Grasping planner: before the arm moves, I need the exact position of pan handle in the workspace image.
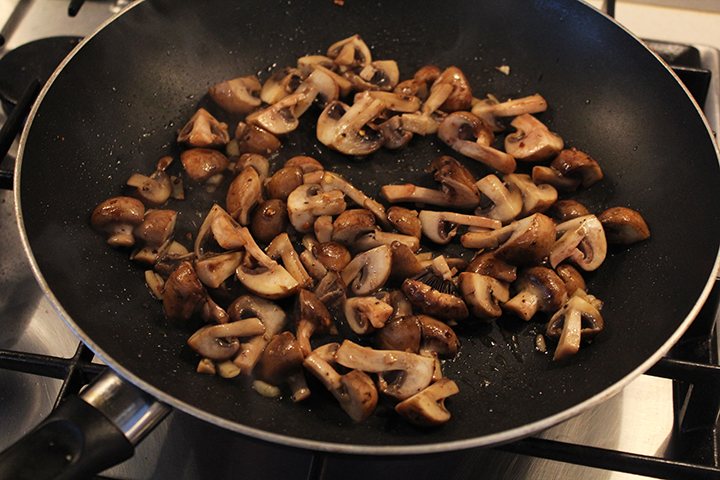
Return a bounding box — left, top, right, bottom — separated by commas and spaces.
0, 369, 170, 480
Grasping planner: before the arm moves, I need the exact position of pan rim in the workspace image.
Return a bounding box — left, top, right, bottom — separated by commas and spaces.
13, 0, 720, 455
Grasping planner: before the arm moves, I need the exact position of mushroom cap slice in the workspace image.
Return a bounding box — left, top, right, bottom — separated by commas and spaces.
546, 295, 604, 361
195, 251, 244, 289
180, 148, 229, 192
209, 75, 262, 115
343, 296, 394, 334
550, 215, 608, 271
177, 108, 230, 148
287, 183, 347, 234
91, 196, 146, 248
471, 93, 548, 132
475, 174, 523, 224
503, 266, 568, 321
395, 377, 459, 427
431, 66, 472, 112
504, 114, 564, 162
340, 245, 392, 296
260, 67, 302, 105
598, 207, 650, 244
246, 92, 307, 135
458, 272, 510, 320
387, 206, 422, 238
226, 165, 263, 225
401, 276, 469, 323
316, 94, 386, 156
550, 147, 604, 188
163, 261, 207, 323
504, 173, 558, 217
256, 331, 309, 401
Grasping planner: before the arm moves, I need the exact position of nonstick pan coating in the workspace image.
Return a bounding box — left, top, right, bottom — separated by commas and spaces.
16, 0, 720, 453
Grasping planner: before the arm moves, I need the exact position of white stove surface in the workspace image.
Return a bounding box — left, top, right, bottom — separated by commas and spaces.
0, 1, 717, 479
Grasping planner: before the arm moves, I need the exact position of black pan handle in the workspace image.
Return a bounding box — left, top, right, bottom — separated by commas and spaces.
0, 370, 170, 480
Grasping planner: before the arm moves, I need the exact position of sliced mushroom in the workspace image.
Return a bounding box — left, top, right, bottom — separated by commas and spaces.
226, 165, 263, 225
474, 174, 523, 224
504, 173, 558, 218
598, 207, 650, 244
126, 156, 174, 207
260, 67, 303, 105
471, 93, 548, 132
91, 196, 146, 248
187, 317, 265, 361
465, 250, 517, 283
195, 251, 244, 289
344, 295, 394, 334
316, 93, 386, 156
295, 289, 335, 357
346, 60, 400, 92
381, 156, 480, 209
548, 148, 603, 189
287, 183, 347, 233
209, 75, 262, 115
234, 227, 300, 299
546, 295, 604, 361
231, 123, 282, 157
294, 68, 340, 116
255, 331, 310, 402
458, 272, 510, 320
504, 266, 567, 321
327, 34, 372, 68
177, 108, 230, 148
395, 377, 459, 427
546, 199, 591, 224
401, 268, 469, 323
387, 206, 422, 238
550, 215, 607, 271
320, 171, 389, 229
313, 241, 352, 272
265, 166, 304, 202
133, 209, 177, 251
229, 294, 289, 375
303, 351, 378, 422
438, 111, 516, 174
249, 198, 289, 245
180, 148, 229, 193
418, 210, 501, 245
334, 340, 435, 400
504, 114, 564, 162
361, 91, 421, 113
461, 213, 556, 266
265, 232, 313, 289
340, 245, 392, 296
163, 261, 207, 323
246, 92, 307, 135
430, 66, 472, 112
555, 263, 586, 296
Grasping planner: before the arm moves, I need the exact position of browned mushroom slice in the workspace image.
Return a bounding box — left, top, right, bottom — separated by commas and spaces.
265, 166, 303, 202
504, 173, 558, 217
313, 241, 352, 272
180, 148, 229, 193
345, 60, 400, 92
91, 196, 146, 248
246, 92, 307, 135
163, 261, 207, 324
133, 209, 177, 249
260, 67, 303, 105
598, 207, 650, 244
331, 208, 376, 247
401, 268, 469, 323
287, 183, 346, 233
381, 156, 481, 209
503, 266, 567, 321
546, 199, 591, 224
249, 199, 289, 245
187, 317, 265, 361
549, 148, 604, 189
465, 250, 517, 282
458, 272, 510, 320
430, 66, 472, 112
418, 210, 501, 245
234, 227, 299, 299
177, 108, 230, 148
340, 245, 392, 296
295, 289, 336, 357
303, 351, 378, 422
343, 295, 394, 334
299, 235, 328, 281
334, 340, 435, 400
475, 174, 523, 224
126, 156, 174, 207
395, 377, 459, 427
255, 331, 310, 402
461, 213, 556, 267
471, 93, 548, 132
231, 123, 282, 157
229, 294, 289, 375
327, 34, 372, 68
437, 111, 516, 174
546, 295, 604, 361
550, 215, 607, 271
226, 165, 263, 225
316, 93, 386, 155
209, 75, 262, 115
387, 206, 422, 238
313, 271, 348, 310
320, 171, 389, 229
555, 263, 587, 296
505, 114, 564, 162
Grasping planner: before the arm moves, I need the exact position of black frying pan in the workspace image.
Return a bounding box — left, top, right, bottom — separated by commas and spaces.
6, 0, 720, 475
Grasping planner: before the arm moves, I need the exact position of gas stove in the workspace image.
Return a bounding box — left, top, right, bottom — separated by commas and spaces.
0, 1, 719, 479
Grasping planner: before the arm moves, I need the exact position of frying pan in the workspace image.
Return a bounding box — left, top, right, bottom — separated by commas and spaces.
4, 0, 720, 477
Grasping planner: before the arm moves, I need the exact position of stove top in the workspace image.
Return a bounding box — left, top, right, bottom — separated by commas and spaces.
0, 1, 719, 479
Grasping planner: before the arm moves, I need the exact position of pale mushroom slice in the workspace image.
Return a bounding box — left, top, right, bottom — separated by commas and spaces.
91, 196, 146, 248
474, 174, 523, 224
347, 60, 401, 92
229, 294, 289, 375
187, 317, 266, 361
598, 207, 650, 244
316, 92, 386, 155
418, 210, 501, 245
503, 266, 568, 321
340, 245, 392, 296
209, 75, 262, 115
504, 114, 564, 162
550, 215, 607, 271
546, 295, 604, 361
265, 232, 313, 289
195, 251, 244, 289
327, 34, 372, 68
471, 93, 548, 132
246, 92, 307, 135
395, 377, 459, 427
303, 351, 378, 422
461, 213, 556, 267
437, 111, 516, 174
381, 156, 481, 209
504, 173, 558, 218
126, 156, 174, 207
177, 108, 230, 148
334, 340, 435, 400
287, 183, 347, 233
294, 68, 340, 117
234, 227, 300, 299
297, 58, 354, 97
320, 171, 389, 229
260, 67, 303, 105
343, 295, 394, 334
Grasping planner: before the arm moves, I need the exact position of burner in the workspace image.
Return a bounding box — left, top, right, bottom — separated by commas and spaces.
0, 36, 81, 116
